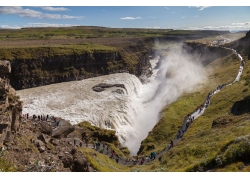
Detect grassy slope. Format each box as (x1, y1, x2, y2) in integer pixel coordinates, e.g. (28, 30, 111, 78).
(78, 148, 130, 172)
(132, 47, 250, 171)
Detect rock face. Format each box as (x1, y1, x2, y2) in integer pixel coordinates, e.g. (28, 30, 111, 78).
(227, 30, 250, 60)
(0, 60, 22, 148)
(182, 42, 232, 66)
(92, 83, 127, 93)
(9, 47, 152, 90)
(246, 30, 250, 39)
(0, 60, 11, 75)
(231, 96, 250, 115)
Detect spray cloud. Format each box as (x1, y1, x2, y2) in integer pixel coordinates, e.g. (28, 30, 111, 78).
(125, 45, 207, 155)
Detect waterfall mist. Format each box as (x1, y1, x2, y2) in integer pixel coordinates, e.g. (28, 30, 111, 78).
(125, 46, 207, 155)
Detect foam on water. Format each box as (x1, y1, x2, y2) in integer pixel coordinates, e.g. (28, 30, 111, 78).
(17, 49, 206, 155)
(17, 73, 143, 145)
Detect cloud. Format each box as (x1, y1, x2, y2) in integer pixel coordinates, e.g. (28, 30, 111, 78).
(194, 15, 199, 18)
(143, 26, 161, 29)
(187, 22, 250, 30)
(0, 23, 82, 29)
(120, 17, 142, 20)
(231, 22, 250, 26)
(40, 6, 69, 11)
(1, 25, 22, 29)
(190, 6, 211, 10)
(27, 23, 79, 27)
(181, 16, 186, 18)
(0, 6, 83, 19)
(164, 7, 169, 9)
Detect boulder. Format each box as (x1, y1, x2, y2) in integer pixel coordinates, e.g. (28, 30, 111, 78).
(72, 151, 90, 172)
(0, 60, 11, 74)
(38, 133, 50, 144)
(50, 138, 60, 146)
(38, 146, 46, 153)
(52, 120, 74, 139)
(34, 140, 44, 147)
(61, 153, 73, 168)
(37, 122, 52, 136)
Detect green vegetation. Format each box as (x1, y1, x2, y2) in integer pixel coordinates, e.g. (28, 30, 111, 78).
(134, 46, 250, 171)
(0, 44, 117, 60)
(79, 147, 129, 172)
(78, 121, 120, 146)
(0, 147, 16, 172)
(0, 27, 209, 40)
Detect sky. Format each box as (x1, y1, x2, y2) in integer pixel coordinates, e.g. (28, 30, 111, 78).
(0, 1, 250, 31)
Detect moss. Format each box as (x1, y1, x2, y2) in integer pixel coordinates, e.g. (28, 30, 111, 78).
(78, 148, 129, 172)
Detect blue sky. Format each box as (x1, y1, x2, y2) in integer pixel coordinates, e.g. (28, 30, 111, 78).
(0, 1, 250, 30)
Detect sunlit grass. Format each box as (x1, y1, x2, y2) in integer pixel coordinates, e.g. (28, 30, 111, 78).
(136, 49, 250, 171)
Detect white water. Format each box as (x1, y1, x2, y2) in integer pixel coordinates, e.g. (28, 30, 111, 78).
(16, 46, 207, 155)
(17, 73, 143, 145)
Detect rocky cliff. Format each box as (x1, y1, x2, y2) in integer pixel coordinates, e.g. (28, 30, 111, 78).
(182, 42, 232, 66)
(226, 30, 250, 60)
(7, 42, 152, 90)
(0, 60, 23, 148)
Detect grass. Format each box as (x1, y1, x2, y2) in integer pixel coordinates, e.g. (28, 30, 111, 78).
(0, 27, 227, 41)
(78, 147, 129, 172)
(134, 45, 250, 171)
(0, 44, 117, 60)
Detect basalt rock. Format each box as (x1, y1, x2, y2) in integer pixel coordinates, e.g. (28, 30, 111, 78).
(92, 83, 127, 93)
(231, 96, 250, 115)
(0, 60, 22, 148)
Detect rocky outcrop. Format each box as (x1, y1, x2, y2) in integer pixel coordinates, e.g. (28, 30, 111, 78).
(0, 60, 11, 75)
(92, 83, 127, 93)
(0, 60, 22, 148)
(227, 30, 250, 60)
(182, 42, 232, 66)
(8, 46, 152, 90)
(231, 96, 250, 115)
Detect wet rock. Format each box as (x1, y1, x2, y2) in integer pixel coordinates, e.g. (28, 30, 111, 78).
(92, 83, 127, 93)
(112, 89, 124, 94)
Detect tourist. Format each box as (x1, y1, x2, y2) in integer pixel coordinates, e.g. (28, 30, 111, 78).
(111, 150, 115, 158)
(140, 157, 145, 165)
(74, 139, 77, 146)
(79, 141, 82, 147)
(171, 140, 174, 147)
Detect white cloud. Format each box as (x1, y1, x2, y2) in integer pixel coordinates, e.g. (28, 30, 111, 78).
(0, 6, 83, 19)
(164, 7, 169, 9)
(231, 22, 250, 26)
(194, 15, 199, 18)
(190, 6, 211, 10)
(181, 16, 186, 18)
(27, 23, 79, 27)
(120, 17, 142, 20)
(187, 22, 250, 30)
(0, 23, 82, 29)
(143, 26, 161, 29)
(1, 24, 22, 29)
(40, 6, 69, 11)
